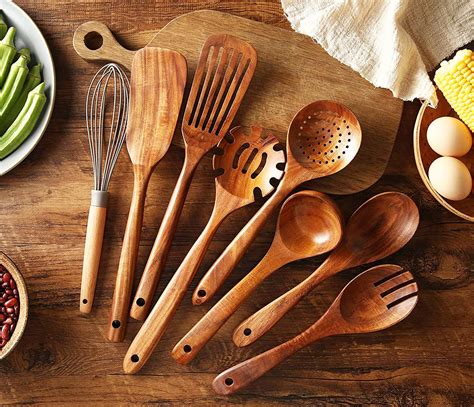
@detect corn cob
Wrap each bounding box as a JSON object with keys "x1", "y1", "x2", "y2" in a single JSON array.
[
  {"x1": 0, "y1": 82, "x2": 46, "y2": 159},
  {"x1": 0, "y1": 27, "x2": 16, "y2": 87},
  {"x1": 0, "y1": 12, "x2": 7, "y2": 40},
  {"x1": 0, "y1": 63, "x2": 41, "y2": 135},
  {"x1": 434, "y1": 49, "x2": 474, "y2": 132},
  {"x1": 0, "y1": 53, "x2": 29, "y2": 118}
]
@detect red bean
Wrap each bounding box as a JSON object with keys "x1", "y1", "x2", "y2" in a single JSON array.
[
  {"x1": 9, "y1": 279, "x2": 15, "y2": 289},
  {"x1": 4, "y1": 298, "x2": 17, "y2": 308},
  {"x1": 5, "y1": 289, "x2": 12, "y2": 296},
  {"x1": 0, "y1": 314, "x2": 5, "y2": 322},
  {"x1": 4, "y1": 317, "x2": 12, "y2": 325},
  {"x1": 2, "y1": 273, "x2": 11, "y2": 283},
  {"x1": 6, "y1": 307, "x2": 14, "y2": 314},
  {"x1": 2, "y1": 324, "x2": 10, "y2": 340},
  {"x1": 0, "y1": 339, "x2": 6, "y2": 347}
]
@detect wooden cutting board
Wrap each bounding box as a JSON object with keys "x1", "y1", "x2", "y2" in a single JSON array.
[{"x1": 73, "y1": 10, "x2": 403, "y2": 195}]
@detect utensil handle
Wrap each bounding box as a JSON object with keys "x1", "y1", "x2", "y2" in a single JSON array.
[
  {"x1": 213, "y1": 317, "x2": 331, "y2": 395},
  {"x1": 172, "y1": 251, "x2": 287, "y2": 364},
  {"x1": 191, "y1": 184, "x2": 291, "y2": 305},
  {"x1": 130, "y1": 152, "x2": 202, "y2": 321},
  {"x1": 233, "y1": 262, "x2": 333, "y2": 347},
  {"x1": 73, "y1": 21, "x2": 135, "y2": 70},
  {"x1": 123, "y1": 208, "x2": 223, "y2": 374},
  {"x1": 107, "y1": 170, "x2": 150, "y2": 342},
  {"x1": 80, "y1": 190, "x2": 109, "y2": 313}
]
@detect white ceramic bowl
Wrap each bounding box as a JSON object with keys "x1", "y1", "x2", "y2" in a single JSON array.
[{"x1": 0, "y1": 0, "x2": 55, "y2": 175}]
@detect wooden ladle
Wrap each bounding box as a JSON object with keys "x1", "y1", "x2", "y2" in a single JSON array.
[
  {"x1": 171, "y1": 190, "x2": 343, "y2": 364},
  {"x1": 192, "y1": 100, "x2": 361, "y2": 305},
  {"x1": 130, "y1": 34, "x2": 257, "y2": 321},
  {"x1": 129, "y1": 125, "x2": 284, "y2": 317},
  {"x1": 122, "y1": 125, "x2": 284, "y2": 373},
  {"x1": 213, "y1": 264, "x2": 418, "y2": 395},
  {"x1": 233, "y1": 192, "x2": 419, "y2": 347},
  {"x1": 107, "y1": 48, "x2": 187, "y2": 342}
]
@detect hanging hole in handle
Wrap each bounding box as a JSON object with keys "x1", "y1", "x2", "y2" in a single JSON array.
[
  {"x1": 225, "y1": 378, "x2": 234, "y2": 386},
  {"x1": 82, "y1": 299, "x2": 88, "y2": 304},
  {"x1": 243, "y1": 328, "x2": 252, "y2": 336},
  {"x1": 183, "y1": 344, "x2": 192, "y2": 353},
  {"x1": 112, "y1": 320, "x2": 121, "y2": 328},
  {"x1": 131, "y1": 354, "x2": 139, "y2": 363},
  {"x1": 136, "y1": 298, "x2": 145, "y2": 307},
  {"x1": 84, "y1": 31, "x2": 104, "y2": 50},
  {"x1": 197, "y1": 290, "x2": 207, "y2": 298}
]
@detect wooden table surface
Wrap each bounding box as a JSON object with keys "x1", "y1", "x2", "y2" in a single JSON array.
[{"x1": 0, "y1": 1, "x2": 472, "y2": 405}]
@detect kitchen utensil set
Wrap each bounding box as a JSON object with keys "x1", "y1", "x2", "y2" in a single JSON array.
[
  {"x1": 81, "y1": 63, "x2": 129, "y2": 314},
  {"x1": 79, "y1": 30, "x2": 420, "y2": 389}
]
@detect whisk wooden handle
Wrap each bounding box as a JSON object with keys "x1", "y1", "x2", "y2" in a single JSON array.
[
  {"x1": 73, "y1": 21, "x2": 135, "y2": 70},
  {"x1": 108, "y1": 170, "x2": 150, "y2": 342},
  {"x1": 80, "y1": 190, "x2": 108, "y2": 313}
]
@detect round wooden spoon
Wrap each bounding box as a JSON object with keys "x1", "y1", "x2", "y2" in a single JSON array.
[
  {"x1": 193, "y1": 100, "x2": 361, "y2": 305},
  {"x1": 213, "y1": 264, "x2": 418, "y2": 395},
  {"x1": 171, "y1": 190, "x2": 343, "y2": 364},
  {"x1": 123, "y1": 126, "x2": 284, "y2": 373},
  {"x1": 233, "y1": 192, "x2": 419, "y2": 347},
  {"x1": 129, "y1": 125, "x2": 285, "y2": 319}
]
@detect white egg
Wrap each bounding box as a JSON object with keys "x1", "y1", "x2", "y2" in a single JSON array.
[
  {"x1": 427, "y1": 116, "x2": 472, "y2": 157},
  {"x1": 428, "y1": 157, "x2": 472, "y2": 201}
]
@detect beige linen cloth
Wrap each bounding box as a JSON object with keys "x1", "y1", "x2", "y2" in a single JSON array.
[{"x1": 281, "y1": 0, "x2": 474, "y2": 106}]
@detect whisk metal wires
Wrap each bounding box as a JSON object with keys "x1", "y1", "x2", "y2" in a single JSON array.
[{"x1": 80, "y1": 63, "x2": 130, "y2": 313}]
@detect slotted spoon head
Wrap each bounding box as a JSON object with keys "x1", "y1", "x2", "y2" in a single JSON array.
[
  {"x1": 287, "y1": 100, "x2": 362, "y2": 179},
  {"x1": 182, "y1": 34, "x2": 257, "y2": 149},
  {"x1": 213, "y1": 126, "x2": 285, "y2": 205},
  {"x1": 336, "y1": 264, "x2": 418, "y2": 334}
]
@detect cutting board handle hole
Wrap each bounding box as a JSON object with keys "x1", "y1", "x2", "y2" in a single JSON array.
[
  {"x1": 84, "y1": 31, "x2": 104, "y2": 50},
  {"x1": 136, "y1": 298, "x2": 145, "y2": 307}
]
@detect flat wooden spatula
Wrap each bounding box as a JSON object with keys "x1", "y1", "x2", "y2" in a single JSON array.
[{"x1": 107, "y1": 47, "x2": 187, "y2": 342}]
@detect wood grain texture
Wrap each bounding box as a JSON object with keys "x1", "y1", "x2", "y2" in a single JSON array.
[
  {"x1": 172, "y1": 191, "x2": 343, "y2": 364},
  {"x1": 193, "y1": 100, "x2": 361, "y2": 304},
  {"x1": 0, "y1": 0, "x2": 472, "y2": 405},
  {"x1": 72, "y1": 9, "x2": 404, "y2": 195},
  {"x1": 129, "y1": 34, "x2": 257, "y2": 321},
  {"x1": 108, "y1": 47, "x2": 187, "y2": 341},
  {"x1": 213, "y1": 265, "x2": 419, "y2": 395}
]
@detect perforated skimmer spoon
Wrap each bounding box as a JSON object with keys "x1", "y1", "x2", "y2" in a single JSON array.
[
  {"x1": 193, "y1": 100, "x2": 362, "y2": 305},
  {"x1": 213, "y1": 264, "x2": 418, "y2": 395},
  {"x1": 129, "y1": 125, "x2": 284, "y2": 320},
  {"x1": 123, "y1": 125, "x2": 284, "y2": 373},
  {"x1": 131, "y1": 35, "x2": 257, "y2": 321},
  {"x1": 172, "y1": 190, "x2": 343, "y2": 364},
  {"x1": 233, "y1": 192, "x2": 419, "y2": 347}
]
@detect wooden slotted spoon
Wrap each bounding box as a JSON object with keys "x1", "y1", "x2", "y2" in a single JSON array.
[
  {"x1": 107, "y1": 48, "x2": 187, "y2": 342},
  {"x1": 193, "y1": 100, "x2": 362, "y2": 305},
  {"x1": 123, "y1": 125, "x2": 284, "y2": 373},
  {"x1": 233, "y1": 192, "x2": 419, "y2": 347},
  {"x1": 129, "y1": 125, "x2": 284, "y2": 319},
  {"x1": 171, "y1": 190, "x2": 343, "y2": 364},
  {"x1": 130, "y1": 35, "x2": 257, "y2": 321},
  {"x1": 213, "y1": 264, "x2": 418, "y2": 395}
]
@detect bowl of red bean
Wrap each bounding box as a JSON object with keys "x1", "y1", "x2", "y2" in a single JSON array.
[{"x1": 0, "y1": 252, "x2": 28, "y2": 359}]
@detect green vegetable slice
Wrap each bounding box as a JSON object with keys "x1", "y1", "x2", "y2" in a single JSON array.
[{"x1": 0, "y1": 27, "x2": 16, "y2": 87}]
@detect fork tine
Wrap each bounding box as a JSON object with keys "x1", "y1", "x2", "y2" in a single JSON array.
[
  {"x1": 210, "y1": 57, "x2": 253, "y2": 135},
  {"x1": 199, "y1": 47, "x2": 233, "y2": 130},
  {"x1": 376, "y1": 271, "x2": 412, "y2": 292},
  {"x1": 383, "y1": 281, "x2": 418, "y2": 304}
]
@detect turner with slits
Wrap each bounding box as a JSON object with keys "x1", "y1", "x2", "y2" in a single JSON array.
[
  {"x1": 213, "y1": 264, "x2": 418, "y2": 395},
  {"x1": 124, "y1": 125, "x2": 284, "y2": 373},
  {"x1": 129, "y1": 35, "x2": 257, "y2": 322}
]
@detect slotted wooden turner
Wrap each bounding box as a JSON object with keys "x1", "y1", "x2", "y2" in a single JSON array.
[
  {"x1": 123, "y1": 125, "x2": 284, "y2": 373},
  {"x1": 130, "y1": 35, "x2": 257, "y2": 321}
]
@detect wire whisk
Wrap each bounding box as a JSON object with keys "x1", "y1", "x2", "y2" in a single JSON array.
[{"x1": 80, "y1": 63, "x2": 130, "y2": 313}]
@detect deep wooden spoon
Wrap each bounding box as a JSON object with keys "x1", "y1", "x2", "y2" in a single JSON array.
[
  {"x1": 193, "y1": 100, "x2": 361, "y2": 305},
  {"x1": 171, "y1": 190, "x2": 343, "y2": 364},
  {"x1": 129, "y1": 125, "x2": 285, "y2": 320},
  {"x1": 130, "y1": 34, "x2": 257, "y2": 321},
  {"x1": 213, "y1": 264, "x2": 418, "y2": 395},
  {"x1": 233, "y1": 192, "x2": 419, "y2": 347},
  {"x1": 107, "y1": 48, "x2": 186, "y2": 342},
  {"x1": 123, "y1": 126, "x2": 284, "y2": 373}
]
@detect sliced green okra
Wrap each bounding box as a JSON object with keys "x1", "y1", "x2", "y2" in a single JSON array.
[
  {"x1": 0, "y1": 27, "x2": 16, "y2": 87},
  {"x1": 0, "y1": 54, "x2": 29, "y2": 117}
]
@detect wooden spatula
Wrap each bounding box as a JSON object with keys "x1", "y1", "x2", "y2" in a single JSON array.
[
  {"x1": 107, "y1": 47, "x2": 187, "y2": 342},
  {"x1": 129, "y1": 34, "x2": 257, "y2": 322}
]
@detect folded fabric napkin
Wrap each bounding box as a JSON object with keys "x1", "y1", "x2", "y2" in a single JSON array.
[{"x1": 281, "y1": 0, "x2": 474, "y2": 106}]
